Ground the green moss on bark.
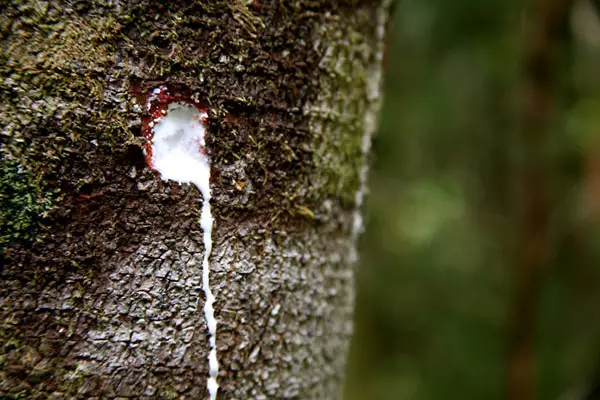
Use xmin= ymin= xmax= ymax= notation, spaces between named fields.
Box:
xmin=0 ymin=1 xmax=135 ymax=252
xmin=0 ymin=158 xmax=55 ymax=248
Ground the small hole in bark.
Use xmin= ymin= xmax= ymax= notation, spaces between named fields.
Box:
xmin=127 ymin=144 xmax=147 ymax=171
xmin=151 ymin=35 xmax=170 ymax=49
xmin=77 ymin=183 xmax=93 ymax=196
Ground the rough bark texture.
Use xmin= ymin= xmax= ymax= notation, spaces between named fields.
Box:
xmin=0 ymin=1 xmax=387 ymax=399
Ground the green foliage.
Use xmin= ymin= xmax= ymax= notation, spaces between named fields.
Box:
xmin=347 ymin=0 xmax=600 ymax=399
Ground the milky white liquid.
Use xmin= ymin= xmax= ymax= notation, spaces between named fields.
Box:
xmin=150 ymin=102 xmax=219 ymax=399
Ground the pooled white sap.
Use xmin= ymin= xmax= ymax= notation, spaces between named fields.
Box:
xmin=150 ymin=102 xmax=219 ymax=400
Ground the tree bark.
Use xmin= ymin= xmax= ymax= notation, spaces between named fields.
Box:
xmin=0 ymin=1 xmax=388 ymax=399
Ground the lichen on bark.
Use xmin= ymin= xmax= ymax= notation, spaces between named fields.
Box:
xmin=1 ymin=1 xmax=389 ymax=398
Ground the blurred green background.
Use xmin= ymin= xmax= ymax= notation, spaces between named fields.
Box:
xmin=345 ymin=0 xmax=600 ymax=399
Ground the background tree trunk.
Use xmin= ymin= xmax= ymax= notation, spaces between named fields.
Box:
xmin=508 ymin=1 xmax=572 ymax=399
xmin=0 ymin=1 xmax=388 ymax=398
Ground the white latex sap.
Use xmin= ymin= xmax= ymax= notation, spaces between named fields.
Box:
xmin=150 ymin=102 xmax=219 ymax=400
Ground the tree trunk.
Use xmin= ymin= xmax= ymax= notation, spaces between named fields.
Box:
xmin=508 ymin=0 xmax=572 ymax=399
xmin=0 ymin=1 xmax=388 ymax=399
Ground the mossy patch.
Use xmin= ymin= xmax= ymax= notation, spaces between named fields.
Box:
xmin=0 ymin=158 xmax=56 ymax=248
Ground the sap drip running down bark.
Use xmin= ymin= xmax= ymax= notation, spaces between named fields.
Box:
xmin=142 ymin=87 xmax=219 ymax=400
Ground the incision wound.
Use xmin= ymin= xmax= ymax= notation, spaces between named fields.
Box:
xmin=142 ymin=86 xmax=219 ymax=400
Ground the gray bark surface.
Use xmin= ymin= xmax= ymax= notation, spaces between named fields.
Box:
xmin=0 ymin=1 xmax=387 ymax=398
